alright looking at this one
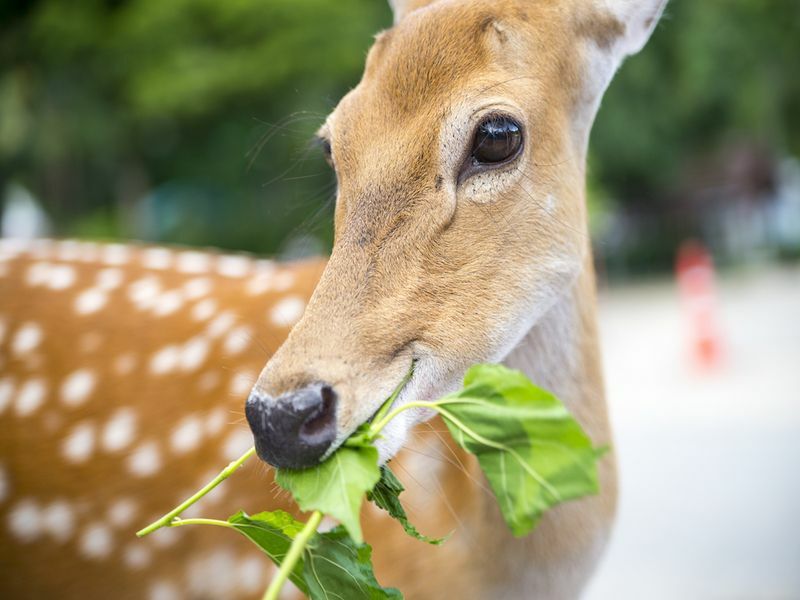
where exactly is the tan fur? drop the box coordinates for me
[0,0,666,597]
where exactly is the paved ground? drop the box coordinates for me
[584,265,800,599]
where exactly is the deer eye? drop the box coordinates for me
[470,115,522,165]
[318,137,333,165]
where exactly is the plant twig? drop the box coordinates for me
[263,510,323,600]
[136,446,256,537]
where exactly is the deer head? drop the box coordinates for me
[246,0,667,469]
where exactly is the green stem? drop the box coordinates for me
[367,400,439,439]
[263,510,323,600]
[136,446,256,537]
[370,362,415,429]
[168,517,236,529]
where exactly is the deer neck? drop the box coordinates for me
[503,253,606,441]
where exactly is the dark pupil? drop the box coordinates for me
[472,117,521,164]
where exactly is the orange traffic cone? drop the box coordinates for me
[675,240,724,371]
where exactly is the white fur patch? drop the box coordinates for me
[96,267,124,290]
[7,498,42,542]
[128,276,162,309]
[222,428,253,461]
[206,311,236,339]
[150,345,181,375]
[15,378,47,417]
[142,248,173,270]
[152,290,184,317]
[171,415,204,455]
[270,296,306,327]
[12,321,43,356]
[149,580,180,600]
[62,422,96,463]
[192,298,217,321]
[180,336,209,372]
[102,243,130,265]
[223,325,252,355]
[217,254,252,278]
[183,277,212,300]
[127,440,162,477]
[41,500,75,543]
[60,369,96,407]
[74,288,108,314]
[102,408,137,453]
[79,522,113,560]
[107,498,138,529]
[177,251,210,274]
[123,544,151,570]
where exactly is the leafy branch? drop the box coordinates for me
[137,364,604,599]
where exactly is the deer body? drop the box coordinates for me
[0,0,665,597]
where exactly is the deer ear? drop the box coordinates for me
[388,0,440,24]
[600,0,668,57]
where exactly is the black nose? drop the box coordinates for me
[245,383,338,469]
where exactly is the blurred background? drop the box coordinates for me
[1,0,798,597]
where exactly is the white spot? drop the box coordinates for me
[150,345,180,375]
[41,500,75,543]
[114,353,137,376]
[222,428,254,461]
[60,369,96,407]
[152,289,184,317]
[180,337,209,372]
[192,298,217,321]
[79,522,113,560]
[246,272,276,296]
[96,267,123,290]
[229,371,255,397]
[0,464,6,504]
[12,321,43,356]
[102,243,130,265]
[223,325,252,356]
[183,277,212,300]
[123,544,151,570]
[142,247,173,270]
[0,377,15,415]
[78,242,99,262]
[177,251,210,274]
[75,288,108,314]
[26,262,51,286]
[205,408,227,436]
[151,525,179,548]
[238,554,267,593]
[186,549,238,598]
[272,271,296,292]
[270,296,305,327]
[217,254,252,278]
[128,276,161,309]
[7,498,42,542]
[62,421,96,464]
[49,264,76,290]
[107,498,138,529]
[197,371,221,393]
[127,440,162,477]
[206,311,236,339]
[170,416,204,455]
[57,240,81,261]
[15,378,47,417]
[102,408,137,453]
[150,580,180,600]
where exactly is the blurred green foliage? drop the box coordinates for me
[0,0,797,259]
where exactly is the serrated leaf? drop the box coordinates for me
[367,466,445,545]
[228,510,308,594]
[276,445,381,543]
[436,364,602,536]
[304,526,402,600]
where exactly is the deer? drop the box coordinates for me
[0,0,667,598]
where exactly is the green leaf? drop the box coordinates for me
[228,510,309,594]
[276,445,381,543]
[436,364,602,537]
[304,526,402,600]
[367,467,446,545]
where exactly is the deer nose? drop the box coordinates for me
[245,383,338,469]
